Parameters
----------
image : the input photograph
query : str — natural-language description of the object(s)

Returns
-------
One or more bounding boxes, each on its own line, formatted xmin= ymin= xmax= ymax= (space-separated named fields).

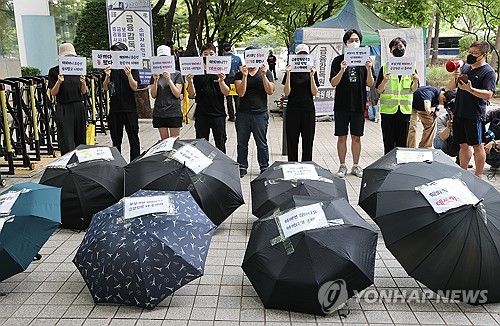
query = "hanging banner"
xmin=179 ymin=57 xmax=205 ymax=75
xmin=417 ymin=178 xmax=480 ymax=214
xmin=205 ymin=56 xmax=231 ymax=74
xmin=288 ymin=55 xmax=314 ymax=72
xmin=344 ymin=47 xmax=370 ymax=67
xmin=278 ymin=203 xmax=328 ymax=238
xmin=59 ymin=56 xmax=87 ymax=76
xmin=150 ymin=55 xmax=176 ymax=74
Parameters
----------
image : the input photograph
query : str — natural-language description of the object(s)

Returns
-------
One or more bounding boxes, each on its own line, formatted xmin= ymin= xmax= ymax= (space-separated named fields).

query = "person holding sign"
xmin=329 ymin=29 xmax=374 ymax=178
xmin=282 ymin=44 xmax=319 ymax=162
xmin=446 ymin=40 xmax=496 ymax=177
xmin=103 ymin=42 xmax=141 ymax=161
xmin=150 ymin=45 xmax=184 ymax=140
xmin=186 ymin=43 xmax=230 ymax=153
xmin=222 ymin=43 xmax=242 ymax=122
xmin=48 ymin=43 xmax=88 ymax=155
xmin=376 ymin=37 xmax=419 ymax=155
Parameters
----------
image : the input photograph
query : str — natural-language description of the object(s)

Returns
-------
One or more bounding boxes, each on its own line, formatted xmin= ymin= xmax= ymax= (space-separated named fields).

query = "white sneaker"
xmin=351 ymin=165 xmax=363 ymax=178
xmin=337 ymin=164 xmax=348 ymax=178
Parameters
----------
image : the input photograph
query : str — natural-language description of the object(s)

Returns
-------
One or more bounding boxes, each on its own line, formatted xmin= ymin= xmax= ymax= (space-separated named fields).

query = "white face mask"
xmin=346 ymin=42 xmax=360 ymax=48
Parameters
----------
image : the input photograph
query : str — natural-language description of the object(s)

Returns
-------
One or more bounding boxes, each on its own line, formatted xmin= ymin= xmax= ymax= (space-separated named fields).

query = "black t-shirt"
xmin=267 ymin=55 xmax=277 ymax=66
xmin=234 ymin=70 xmax=274 ymax=114
xmin=412 ymin=86 xmax=441 ymax=111
xmin=109 ymin=69 xmax=140 ymax=113
xmin=193 ymin=74 xmax=225 ymax=117
xmin=330 ymin=54 xmax=374 ymax=112
xmin=149 ymin=71 xmax=183 ymax=118
xmin=48 ymin=66 xmax=84 ymax=104
xmin=282 ymin=72 xmax=320 ymax=112
xmin=455 ymin=64 xmax=496 ymax=120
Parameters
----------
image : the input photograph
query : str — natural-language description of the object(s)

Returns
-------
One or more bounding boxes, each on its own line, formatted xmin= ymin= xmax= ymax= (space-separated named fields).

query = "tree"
xmin=184 ymin=0 xmax=208 ymax=56
xmin=0 ymin=0 xmax=16 ymax=57
xmin=73 ymin=0 xmax=109 ymax=58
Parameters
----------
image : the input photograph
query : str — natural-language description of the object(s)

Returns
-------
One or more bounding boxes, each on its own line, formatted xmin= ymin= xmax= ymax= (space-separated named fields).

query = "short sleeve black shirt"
xmin=234 ymin=70 xmax=274 ymax=114
xmin=412 ymin=86 xmax=441 ymax=111
xmin=109 ymin=69 xmax=140 ymax=113
xmin=330 ymin=54 xmax=373 ymax=112
xmin=193 ymin=74 xmax=225 ymax=117
xmin=282 ymin=72 xmax=320 ymax=112
xmin=149 ymin=71 xmax=183 ymax=118
xmin=48 ymin=66 xmax=84 ymax=104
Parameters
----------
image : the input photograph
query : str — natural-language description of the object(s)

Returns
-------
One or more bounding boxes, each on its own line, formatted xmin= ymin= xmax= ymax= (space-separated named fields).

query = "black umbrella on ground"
xmin=359 ymin=147 xmax=455 ymax=219
xmin=74 ymin=190 xmax=216 ymax=309
xmin=251 ymin=161 xmax=347 ymax=218
xmin=242 ymin=195 xmax=377 ymax=315
xmin=125 ymin=138 xmax=244 ymax=226
xmin=40 ymin=145 xmax=126 ymax=231
xmin=375 ymin=161 xmax=500 ymax=304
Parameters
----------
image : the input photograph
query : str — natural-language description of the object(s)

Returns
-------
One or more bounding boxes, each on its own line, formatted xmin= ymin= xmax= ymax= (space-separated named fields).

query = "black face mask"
xmin=467 ymin=54 xmax=480 ymax=64
xmin=393 ymin=48 xmax=405 ymax=57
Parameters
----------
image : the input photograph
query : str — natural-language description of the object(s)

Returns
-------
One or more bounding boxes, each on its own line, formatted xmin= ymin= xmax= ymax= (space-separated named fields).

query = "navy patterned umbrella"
xmin=73 ymin=190 xmax=216 ymax=309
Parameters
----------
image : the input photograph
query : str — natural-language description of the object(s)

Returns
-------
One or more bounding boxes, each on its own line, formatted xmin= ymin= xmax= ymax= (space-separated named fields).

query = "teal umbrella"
xmin=0 ymin=182 xmax=61 ymax=282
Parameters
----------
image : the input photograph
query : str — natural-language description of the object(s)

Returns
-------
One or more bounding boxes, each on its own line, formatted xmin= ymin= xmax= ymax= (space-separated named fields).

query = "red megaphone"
xmin=445 ymin=60 xmax=465 ymax=72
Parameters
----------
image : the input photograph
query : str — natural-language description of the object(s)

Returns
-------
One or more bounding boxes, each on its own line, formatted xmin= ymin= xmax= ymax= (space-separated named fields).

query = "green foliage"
xmin=49 ymin=0 xmax=86 ymax=44
xmin=73 ymin=0 xmax=109 ymax=58
xmin=21 ymin=66 xmax=41 ymax=77
xmin=153 ymin=14 xmax=166 ymax=47
xmin=426 ymin=65 xmax=450 ymax=87
xmin=363 ymin=0 xmax=435 ymax=28
xmin=0 ymin=1 xmax=17 ymax=57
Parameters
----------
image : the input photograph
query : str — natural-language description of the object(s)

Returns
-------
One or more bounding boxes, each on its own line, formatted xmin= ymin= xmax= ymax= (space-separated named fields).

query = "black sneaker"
xmin=239 ymin=169 xmax=247 ymax=178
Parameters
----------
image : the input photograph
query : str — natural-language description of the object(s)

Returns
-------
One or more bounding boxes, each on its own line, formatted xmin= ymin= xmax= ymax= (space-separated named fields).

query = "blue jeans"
xmin=236 ymin=111 xmax=269 ymax=171
xmin=433 ymin=136 xmax=447 ymax=153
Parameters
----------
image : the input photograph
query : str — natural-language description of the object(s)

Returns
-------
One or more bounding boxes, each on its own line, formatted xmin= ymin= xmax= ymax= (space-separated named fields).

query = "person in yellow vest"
xmin=376 ymin=37 xmax=419 ymax=154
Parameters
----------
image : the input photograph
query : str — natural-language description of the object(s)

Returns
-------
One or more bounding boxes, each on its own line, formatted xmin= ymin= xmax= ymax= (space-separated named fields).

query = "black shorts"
xmin=152 ymin=116 xmax=183 ymax=128
xmin=334 ymin=111 xmax=365 ymax=136
xmin=453 ymin=116 xmax=485 ymax=146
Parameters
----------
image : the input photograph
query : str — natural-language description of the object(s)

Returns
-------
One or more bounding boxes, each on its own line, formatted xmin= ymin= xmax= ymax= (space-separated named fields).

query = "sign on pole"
xmin=106 ymin=0 xmax=154 ymax=83
xmin=59 ymin=56 xmax=87 ymax=76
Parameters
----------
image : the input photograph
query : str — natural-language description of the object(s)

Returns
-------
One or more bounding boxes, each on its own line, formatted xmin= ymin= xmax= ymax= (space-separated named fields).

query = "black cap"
xmin=111 ymin=42 xmax=128 ymax=51
xmin=222 ymin=42 xmax=232 ymax=51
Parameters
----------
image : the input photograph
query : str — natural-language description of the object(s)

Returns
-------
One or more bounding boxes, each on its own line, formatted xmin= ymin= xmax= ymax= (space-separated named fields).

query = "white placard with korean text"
xmin=46 ymin=150 xmax=76 ymax=168
xmin=387 ymin=57 xmax=415 ymax=76
xmin=344 ymin=47 xmax=370 ymax=66
xmin=143 ymin=138 xmax=177 ymax=158
xmin=0 ymin=191 xmax=21 ymax=215
xmin=205 ymin=56 xmax=231 ymax=74
xmin=59 ymin=56 xmax=87 ymax=76
xmin=76 ymin=147 xmax=114 ymax=163
xmin=278 ymin=203 xmax=328 ymax=238
xmin=179 ymin=57 xmax=205 ymax=76
xmin=172 ymin=145 xmax=213 ymax=174
xmin=244 ymin=49 xmax=267 ymax=68
xmin=281 ymin=163 xmax=320 ymax=180
xmin=150 ymin=56 xmax=176 ymax=74
xmin=113 ymin=51 xmax=143 ymax=70
xmin=92 ymin=50 xmax=115 ymax=69
xmin=123 ymin=195 xmax=173 ymax=220
xmin=396 ymin=149 xmax=434 ymax=164
xmin=289 ymin=55 xmax=314 ymax=72
xmin=418 ymin=178 xmax=479 ymax=214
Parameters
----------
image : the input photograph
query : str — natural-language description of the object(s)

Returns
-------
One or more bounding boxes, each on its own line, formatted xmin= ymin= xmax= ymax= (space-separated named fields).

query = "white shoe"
xmin=337 ymin=164 xmax=348 ymax=178
xmin=351 ymin=165 xmax=363 ymax=178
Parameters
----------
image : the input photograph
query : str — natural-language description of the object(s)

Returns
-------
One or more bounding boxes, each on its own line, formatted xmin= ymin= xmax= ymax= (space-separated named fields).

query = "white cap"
xmin=157 ymin=45 xmax=171 ymax=56
xmin=295 ymin=44 xmax=310 ymax=54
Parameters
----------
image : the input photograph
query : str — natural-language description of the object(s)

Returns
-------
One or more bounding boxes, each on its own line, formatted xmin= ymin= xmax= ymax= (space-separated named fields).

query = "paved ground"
xmin=1 ymin=78 xmax=500 ymax=326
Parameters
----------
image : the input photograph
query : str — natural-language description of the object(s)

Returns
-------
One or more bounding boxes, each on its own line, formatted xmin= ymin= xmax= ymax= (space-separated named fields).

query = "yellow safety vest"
xmin=379 ymin=63 xmax=414 ymax=114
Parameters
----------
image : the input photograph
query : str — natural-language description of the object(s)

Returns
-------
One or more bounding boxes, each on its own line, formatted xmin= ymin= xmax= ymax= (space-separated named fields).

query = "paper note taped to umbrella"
xmin=143 ymin=137 xmax=177 ymax=158
xmin=0 ymin=190 xmax=21 ymax=215
xmin=417 ymin=178 xmax=479 ymax=214
xmin=281 ymin=163 xmax=319 ymax=180
xmin=123 ymin=195 xmax=173 ymax=220
xmin=172 ymin=145 xmax=213 ymax=174
xmin=76 ymin=147 xmax=114 ymax=163
xmin=47 ymin=150 xmax=76 ymax=168
xmin=278 ymin=203 xmax=328 ymax=238
xmin=396 ymin=149 xmax=433 ymax=164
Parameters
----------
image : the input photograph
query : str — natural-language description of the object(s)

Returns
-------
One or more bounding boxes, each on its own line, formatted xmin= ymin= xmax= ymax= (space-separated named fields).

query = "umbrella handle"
xmin=473 ymin=198 xmax=484 ymax=208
